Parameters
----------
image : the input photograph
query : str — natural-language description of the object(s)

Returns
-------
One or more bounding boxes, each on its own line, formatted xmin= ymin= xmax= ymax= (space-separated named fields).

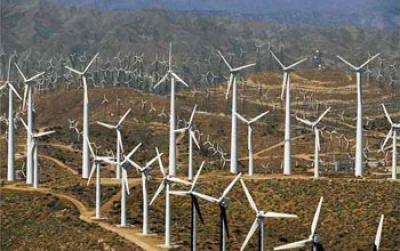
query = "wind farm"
xmin=1 ymin=0 xmax=400 ymax=251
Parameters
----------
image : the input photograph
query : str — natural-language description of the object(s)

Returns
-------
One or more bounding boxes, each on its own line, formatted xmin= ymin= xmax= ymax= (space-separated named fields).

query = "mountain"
xmin=1 ymin=0 xmax=399 ymax=87
xmin=48 ymin=0 xmax=400 ymax=30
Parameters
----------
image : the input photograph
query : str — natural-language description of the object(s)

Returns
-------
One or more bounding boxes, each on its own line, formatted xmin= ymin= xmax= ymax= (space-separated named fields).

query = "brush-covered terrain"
xmin=1 ymin=69 xmax=400 ymax=250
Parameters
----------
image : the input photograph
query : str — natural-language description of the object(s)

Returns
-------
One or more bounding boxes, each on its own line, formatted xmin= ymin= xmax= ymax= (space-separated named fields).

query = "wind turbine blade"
xmin=221 ymin=206 xmax=230 ymax=238
xmin=381 ymin=104 xmax=393 ymax=125
xmin=189 ymin=105 xmax=198 ymax=125
xmin=374 ymin=215 xmax=384 ymax=251
xmin=169 ymin=190 xmax=189 ymax=196
xmin=193 ymin=196 xmax=205 ymax=224
xmin=240 ymin=218 xmax=259 ymax=251
xmin=240 ymin=179 xmax=258 ymax=212
xmin=311 ymin=197 xmax=324 ymax=236
xmin=96 ymin=121 xmax=115 ymax=129
xmin=8 ymin=84 xmax=22 ymax=100
xmin=270 ymin=50 xmax=285 ymax=69
xmin=169 ymin=177 xmax=192 ymax=186
xmin=26 ymin=72 xmax=45 ymax=83
xmin=155 ymin=147 xmax=165 ymax=177
xmin=192 ymin=191 xmax=219 ymax=203
xmin=281 ymin=72 xmax=288 ymax=100
xmin=85 ymin=136 xmax=96 ymax=158
xmin=125 ymin=143 xmax=142 ymax=160
xmin=315 ymin=107 xmax=331 ymax=125
xmin=190 ymin=130 xmax=201 ymax=150
xmin=83 ymin=53 xmax=99 ymax=74
xmin=65 ymin=66 xmax=83 ymax=75
xmin=381 ymin=128 xmax=392 ymax=151
xmin=87 ymin=162 xmax=97 ymax=185
xmin=232 ymin=63 xmax=256 ymax=72
xmin=0 ymin=84 xmax=6 ymax=91
xmin=170 ymin=71 xmax=189 ymax=87
xmin=117 ymin=130 xmax=124 ymax=154
xmin=217 ymin=50 xmax=232 ymax=71
xmin=191 ymin=161 xmax=205 ymax=190
xmin=35 ymin=130 xmax=56 ymax=138
xmin=21 ymin=118 xmax=33 ymax=137
xmin=316 ymin=128 xmax=321 ymax=152
xmin=174 ymin=128 xmax=187 ymax=134
xmin=296 ymin=117 xmax=313 ymax=127
xmin=286 ymin=57 xmax=308 ymax=70
xmin=220 ymin=173 xmax=242 ymax=200
xmin=118 ymin=108 xmax=131 ymax=126
xmin=274 ymin=239 xmax=309 ymax=250
xmin=22 ymin=85 xmax=28 ymax=111
xmin=250 ymin=111 xmax=269 ymax=124
xmin=15 ymin=63 xmax=27 ymax=82
xmin=359 ymin=53 xmax=380 ymax=70
xmin=150 ymin=181 xmax=165 ymax=205
xmin=235 ymin=112 xmax=249 ymax=124
xmin=263 ymin=212 xmax=298 ymax=218
xmin=145 ymin=153 xmax=163 ymax=170
xmin=153 ymin=73 xmax=169 ymax=89
xmin=336 ymin=56 xmax=358 ymax=70
xmin=225 ymin=74 xmax=233 ymax=100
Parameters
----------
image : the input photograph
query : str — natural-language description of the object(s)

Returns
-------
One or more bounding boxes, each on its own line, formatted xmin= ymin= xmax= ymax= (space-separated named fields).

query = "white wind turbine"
xmin=270 ymin=51 xmax=308 ymax=175
xmin=15 ymin=64 xmax=45 ymax=184
xmin=86 ymin=136 xmax=114 ymax=220
xmin=106 ymin=142 xmax=142 ymax=227
xmin=192 ymin=173 xmax=242 ymax=251
xmin=174 ymin=105 xmax=200 ymax=180
xmin=336 ymin=53 xmax=380 ymax=177
xmin=127 ymin=147 xmax=164 ymax=235
xmin=97 ymin=108 xmax=131 ymax=179
xmin=240 ymin=179 xmax=298 ymax=251
xmin=65 ymin=53 xmax=99 ymax=179
xmin=218 ymin=50 xmax=256 ymax=174
xmin=373 ymin=215 xmax=384 ymax=251
xmin=169 ymin=161 xmax=206 ymax=251
xmin=150 ymin=152 xmax=192 ymax=248
xmin=381 ymin=104 xmax=399 ymax=180
xmin=20 ymin=119 xmax=55 ymax=189
xmin=153 ymin=43 xmax=189 ymax=177
xmin=235 ymin=111 xmax=269 ymax=176
xmin=295 ymin=107 xmax=331 ymax=178
xmin=0 ymin=56 xmax=22 ymax=181
xmin=274 ymin=197 xmax=324 ymax=251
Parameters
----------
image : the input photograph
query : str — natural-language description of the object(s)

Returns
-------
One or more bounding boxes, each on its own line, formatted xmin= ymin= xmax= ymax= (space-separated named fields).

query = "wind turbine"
xmin=218 ymin=50 xmax=256 ymax=174
xmin=169 ymin=161 xmax=206 ymax=251
xmin=295 ymin=107 xmax=331 ymax=178
xmin=240 ymin=179 xmax=298 ymax=251
xmin=373 ymin=215 xmax=384 ymax=251
xmin=0 ymin=56 xmax=22 ymax=181
xmin=235 ymin=111 xmax=269 ymax=176
xmin=174 ymin=105 xmax=200 ymax=180
xmin=153 ymin=43 xmax=189 ymax=177
xmin=274 ymin=197 xmax=324 ymax=251
xmin=20 ymin=119 xmax=55 ymax=189
xmin=15 ymin=64 xmax=45 ymax=184
xmin=336 ymin=53 xmax=380 ymax=177
xmin=192 ymin=173 xmax=242 ymax=251
xmin=150 ymin=152 xmax=192 ymax=248
xmin=97 ymin=108 xmax=131 ymax=179
xmin=65 ymin=53 xmax=99 ymax=179
xmin=106 ymin=142 xmax=142 ymax=227
xmin=270 ymin=51 xmax=308 ymax=175
xmin=381 ymin=104 xmax=399 ymax=180
xmin=127 ymin=147 xmax=164 ymax=235
xmin=86 ymin=136 xmax=114 ymax=220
